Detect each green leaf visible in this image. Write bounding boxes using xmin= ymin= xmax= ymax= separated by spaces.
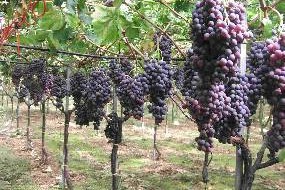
xmin=77 ymin=0 xmax=87 ymax=11
xmin=113 ymin=0 xmax=123 ymax=8
xmin=276 ymin=1 xmax=285 ymax=12
xmin=174 ymin=0 xmax=191 ymax=12
xmin=279 ymin=149 xmax=285 ymax=162
xmin=53 ymin=0 xmax=64 ymax=6
xmin=18 ymin=35 xmax=37 ymax=45
xmin=33 ymin=30 xmax=51 ymax=42
xmin=53 ymin=26 xmax=73 ymax=43
xmin=40 ymin=9 xmax=65 ymax=31
xmin=92 ymin=20 xmax=120 ymax=45
xmin=125 ymin=26 xmax=140 ymax=41
xmin=47 ymin=33 xmax=61 ymax=50
xmin=262 ymin=18 xmax=273 ymax=38
xmin=91 ymin=6 xmax=122 ymax=44
xmin=68 ymin=40 xmax=88 ymax=53
xmin=66 ymin=14 xmax=80 ymax=28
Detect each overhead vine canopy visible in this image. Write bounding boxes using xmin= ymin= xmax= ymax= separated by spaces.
xmin=0 ymin=0 xmax=283 ymax=62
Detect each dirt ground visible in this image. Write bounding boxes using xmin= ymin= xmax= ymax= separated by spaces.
xmin=0 ymin=103 xmax=284 ymax=190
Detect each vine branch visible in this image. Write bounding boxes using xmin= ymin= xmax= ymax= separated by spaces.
xmin=124 ymin=2 xmax=186 ymax=58
xmin=155 ymin=0 xmax=189 ymax=23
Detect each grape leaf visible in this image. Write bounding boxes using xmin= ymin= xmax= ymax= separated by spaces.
xmin=174 ymin=0 xmax=191 ymax=12
xmin=279 ymin=149 xmax=285 ymax=162
xmin=113 ymin=0 xmax=123 ymax=8
xmin=261 ymin=18 xmax=273 ymax=39
xmin=53 ymin=26 xmax=73 ymax=43
xmin=47 ymin=33 xmax=61 ymax=50
xmin=40 ymin=9 xmax=65 ymax=31
xmin=276 ymin=1 xmax=285 ymax=12
xmin=66 ymin=14 xmax=80 ymax=28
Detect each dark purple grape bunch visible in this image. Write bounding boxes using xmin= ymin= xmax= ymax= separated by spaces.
xmin=70 ymin=72 xmax=87 ymax=103
xmin=12 ymin=64 xmax=27 ymax=87
xmin=173 ymin=67 xmax=184 ymax=90
xmin=249 ymin=34 xmax=285 ymax=156
xmin=108 ymin=60 xmax=125 ymax=85
xmin=246 ymin=73 xmax=263 ymax=115
xmin=74 ymin=103 xmax=90 ymax=126
xmin=120 ymin=58 xmax=133 ymax=76
xmin=85 ymin=69 xmax=112 ymax=106
xmin=83 ymin=69 xmax=112 ymax=128
xmin=70 ymin=72 xmax=89 ymax=126
xmin=215 ymin=75 xmax=251 ymax=143
xmin=247 ymin=42 xmax=269 ymax=71
xmin=144 ymin=60 xmax=173 ymax=124
xmin=104 ymin=112 xmax=123 ymax=144
xmin=28 ymin=59 xmax=47 ymax=77
xmin=153 ymin=31 xmax=173 ymax=64
xmin=41 ymin=73 xmax=54 ymax=96
xmin=116 ymin=74 xmax=145 ymax=120
xmin=50 ymin=74 xmax=67 ymax=108
xmin=267 ymin=104 xmax=285 ymax=156
xmin=116 ymin=74 xmax=134 ymax=117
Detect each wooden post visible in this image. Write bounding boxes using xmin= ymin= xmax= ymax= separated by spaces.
xmin=235 ymin=43 xmax=247 ymax=190
xmin=26 ymin=94 xmax=32 ymax=151
xmin=111 ymin=85 xmax=119 ymax=190
xmin=41 ymin=98 xmax=48 ymax=164
xmin=16 ymin=97 xmax=20 ymax=134
xmin=62 ymin=66 xmax=73 ymax=190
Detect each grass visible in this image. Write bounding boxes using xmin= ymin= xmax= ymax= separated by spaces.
xmin=0 ymin=101 xmax=284 ymax=189
xmin=0 ymin=147 xmax=37 ymax=190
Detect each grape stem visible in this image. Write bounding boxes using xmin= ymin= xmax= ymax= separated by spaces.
xmin=155 ymin=0 xmax=189 ymax=23
xmin=153 ymin=124 xmax=161 ymax=160
xmin=202 ymin=152 xmax=212 ymax=184
xmin=258 ymin=0 xmax=268 ymax=18
xmin=249 ymin=0 xmax=281 ymax=26
xmin=169 ymin=95 xmax=194 ymax=122
xmin=121 ymin=30 xmax=145 ymax=68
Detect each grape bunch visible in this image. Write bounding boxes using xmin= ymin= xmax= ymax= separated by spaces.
xmin=22 ymin=76 xmax=44 ymax=105
xmin=12 ymin=64 xmax=27 ymax=87
xmin=83 ymin=69 xmax=112 ymax=128
xmin=18 ymin=85 xmax=29 ymax=102
xmin=70 ymin=72 xmax=89 ymax=126
xmin=116 ymin=74 xmax=146 ymax=120
xmin=144 ymin=60 xmax=172 ymax=124
xmin=50 ymin=74 xmax=67 ymax=108
xmin=71 ymin=72 xmax=87 ymax=103
xmin=173 ymin=67 xmax=184 ymax=90
xmin=28 ymin=59 xmax=47 ymax=77
xmin=104 ymin=112 xmax=123 ymax=144
xmin=214 ymin=75 xmax=251 ymax=143
xmin=108 ymin=60 xmax=125 ymax=85
xmin=41 ymin=73 xmax=54 ymax=95
xmin=182 ymin=0 xmax=254 ymax=152
xmin=191 ymin=0 xmax=252 ymax=78
xmin=120 ymin=58 xmax=133 ymax=76
xmin=153 ymin=31 xmax=173 ymax=64
xmin=260 ymin=34 xmax=285 ymax=155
